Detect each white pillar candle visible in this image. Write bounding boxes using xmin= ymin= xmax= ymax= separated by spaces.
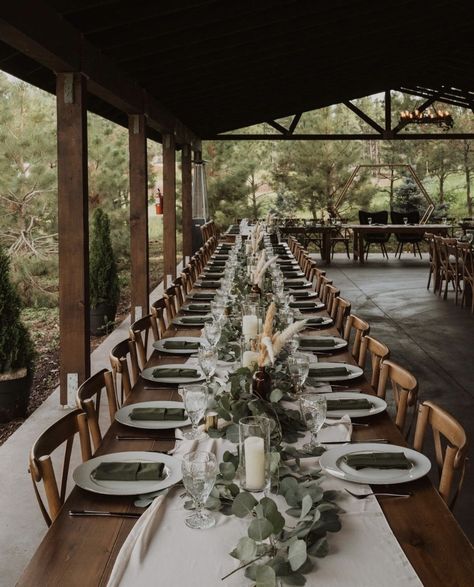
xmin=242 ymin=315 xmax=259 ymax=338
xmin=245 ymin=242 xmax=252 ymax=254
xmin=244 ymin=436 xmax=265 ymax=490
xmin=242 ymin=350 xmax=259 ymax=369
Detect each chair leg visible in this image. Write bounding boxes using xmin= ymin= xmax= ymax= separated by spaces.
xmin=345 ymin=241 xmax=350 ymax=259
xmin=416 ymin=242 xmax=422 ymax=259
xmin=427 ymin=267 xmax=432 ymax=290
xmin=365 ymin=243 xmax=370 ymax=260
xmin=381 ymin=243 xmax=388 ymax=259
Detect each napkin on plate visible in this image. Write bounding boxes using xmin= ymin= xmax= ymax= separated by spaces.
xmin=151 ymin=367 xmax=199 ymax=379
xmin=299 ymin=338 xmax=337 ymax=348
xmin=203 ymin=272 xmax=224 ymax=278
xmin=188 ymin=304 xmax=211 ymax=312
xmin=163 ymin=340 xmax=200 ymax=350
xmin=344 ymin=452 xmax=411 ymax=469
xmin=290 ymin=301 xmax=317 ymax=309
xmin=179 ymin=316 xmax=211 ymax=324
xmin=92 ymin=462 xmax=165 ymax=481
xmin=283 ymin=272 xmax=301 ymax=278
xmin=191 ymin=293 xmax=215 ymax=301
xmin=309 ymin=366 xmax=350 ymax=377
xmin=284 ymin=280 xmax=306 ymax=286
xmin=305 ymin=317 xmax=325 ymax=325
xmin=198 ymin=281 xmax=221 ymax=288
xmin=326 ymin=398 xmax=373 ymax=411
xmin=130 ymin=407 xmax=187 ymax=421
xmin=291 ymin=290 xmax=311 ymax=298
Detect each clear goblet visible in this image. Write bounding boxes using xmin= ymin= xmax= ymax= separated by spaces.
xmin=179 ymin=384 xmax=208 ymax=440
xmin=210 ymin=301 xmax=226 ymax=323
xmin=198 ymin=345 xmax=218 ymax=385
xmin=204 ymin=320 xmax=222 ymax=346
xmin=182 ymin=451 xmax=217 ymax=529
xmin=288 ymin=352 xmax=310 ymax=394
xmin=299 ymin=394 xmax=327 ymax=449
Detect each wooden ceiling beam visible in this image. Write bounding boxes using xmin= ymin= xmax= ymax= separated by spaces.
xmin=343 ymin=100 xmax=385 ymax=134
xmin=204 ymin=132 xmax=474 ymax=141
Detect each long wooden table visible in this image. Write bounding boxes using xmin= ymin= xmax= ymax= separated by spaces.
xmin=18 ymin=266 xmax=473 ymax=586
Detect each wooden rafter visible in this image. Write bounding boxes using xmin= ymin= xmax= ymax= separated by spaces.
xmin=343 ymin=100 xmax=385 ymax=134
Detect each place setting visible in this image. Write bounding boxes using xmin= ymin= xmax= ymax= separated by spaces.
xmin=153 ymin=336 xmax=204 ymax=355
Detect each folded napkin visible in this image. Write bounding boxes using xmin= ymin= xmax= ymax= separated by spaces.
xmin=299 ymin=338 xmax=337 ymax=348
xmin=213 ymin=255 xmax=229 ymax=260
xmin=291 ymin=290 xmax=311 ymax=298
xmin=344 ymin=451 xmax=412 ymax=470
xmin=198 ymin=281 xmax=221 ymax=288
xmin=207 ymin=261 xmax=226 ymax=267
xmin=92 ymin=462 xmax=165 ymax=481
xmin=309 ymin=366 xmax=350 ymax=377
xmin=151 ymin=367 xmax=199 ymax=378
xmin=290 ymin=301 xmax=317 ymax=309
xmin=203 ymin=272 xmax=224 ymax=278
xmin=326 ymin=398 xmax=373 ymax=410
xmin=280 ymin=264 xmax=298 ymax=270
xmin=191 ymin=293 xmax=215 ymax=301
xmin=165 ymin=339 xmax=201 ymax=351
xmin=278 ymin=255 xmax=292 ymax=260
xmin=284 ymin=280 xmax=306 ymax=286
xmin=179 ymin=316 xmax=211 ymax=324
xmin=306 ymin=317 xmax=325 ymax=324
xmin=130 ymin=407 xmax=187 ymax=421
xmin=188 ymin=304 xmax=210 ymax=312
xmin=283 ymin=272 xmax=302 ymax=278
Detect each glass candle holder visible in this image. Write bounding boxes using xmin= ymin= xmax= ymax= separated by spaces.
xmin=240 ymin=335 xmax=260 ymax=370
xmin=241 ymin=302 xmax=262 ymax=340
xmin=239 ymin=416 xmax=271 ymax=492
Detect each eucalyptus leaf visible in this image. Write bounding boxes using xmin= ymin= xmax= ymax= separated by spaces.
xmin=269 ymin=388 xmax=284 ymax=403
xmin=288 ymin=540 xmax=307 ymax=571
xmin=230 ymin=536 xmax=257 ymax=562
xmin=255 ymin=565 xmax=277 ymax=587
xmin=231 ymin=492 xmax=258 ymax=518
xmin=282 ymin=572 xmax=307 ymax=585
xmin=225 ymin=423 xmax=240 ymax=443
xmin=307 ymin=537 xmax=328 ymax=558
xmin=299 ymin=494 xmax=313 ymax=522
xmin=219 ymin=461 xmax=236 ymax=481
xmin=248 ymin=518 xmax=274 ymax=541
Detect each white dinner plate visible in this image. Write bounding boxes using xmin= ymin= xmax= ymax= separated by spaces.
xmin=115 ymin=400 xmax=191 ymax=430
xmin=153 ymin=336 xmax=204 ymax=355
xmin=141 ymin=364 xmax=204 ymax=384
xmin=298 ymin=336 xmax=348 ymax=351
xmin=322 ymin=391 xmax=386 ymax=418
xmin=290 ymin=301 xmax=325 ymax=312
xmin=73 ymin=451 xmax=182 ymax=496
xmin=181 ymin=303 xmax=211 ymax=314
xmin=320 ymin=443 xmax=431 ymax=485
xmin=308 ymin=362 xmax=363 ymax=382
xmin=173 ymin=315 xmax=212 ymax=327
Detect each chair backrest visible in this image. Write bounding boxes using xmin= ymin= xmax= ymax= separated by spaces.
xmin=458 ymin=242 xmax=473 ymax=285
xmin=319 ymin=276 xmax=333 ymax=305
xmin=391 ymin=209 xmax=420 ymax=224
xmin=377 ymin=360 xmax=418 ymax=437
xmin=173 ymin=276 xmax=186 ymax=307
xmin=358 ymin=335 xmax=390 ymax=389
xmin=181 ymin=267 xmax=194 ymax=294
xmin=30 ymin=409 xmax=91 ymax=526
xmin=343 ymin=314 xmax=370 ymax=359
xmin=129 ymin=313 xmax=160 ymax=369
xmin=151 ymin=297 xmax=169 ymax=337
xmin=333 ymin=296 xmax=351 ymax=335
xmin=413 ymin=401 xmax=467 ymax=509
xmin=325 ymin=284 xmax=341 ymax=316
xmin=313 ymin=268 xmax=326 ymax=295
xmin=109 ymin=338 xmax=139 ymax=404
xmin=359 ymin=210 xmax=388 ymax=224
xmin=76 ymin=369 xmax=117 ymax=452
xmin=164 ymin=286 xmax=178 ymax=318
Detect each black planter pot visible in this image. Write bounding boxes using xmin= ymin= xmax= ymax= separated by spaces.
xmin=0 ymin=368 xmax=32 ymax=423
xmin=90 ymin=303 xmax=117 ymax=336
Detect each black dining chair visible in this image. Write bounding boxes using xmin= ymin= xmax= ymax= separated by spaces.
xmin=358 ymin=210 xmax=390 ymax=259
xmin=390 ymin=210 xmax=422 ymax=259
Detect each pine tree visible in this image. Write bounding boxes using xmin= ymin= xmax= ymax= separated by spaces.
xmin=89 ymin=208 xmax=119 ymax=308
xmin=0 ymin=247 xmax=34 ymax=372
xmin=392 ymin=174 xmax=426 ymax=212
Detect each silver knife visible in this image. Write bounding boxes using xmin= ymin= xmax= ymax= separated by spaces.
xmin=323 ymin=439 xmax=389 ymax=444
xmin=69 ymin=510 xmax=141 ymax=519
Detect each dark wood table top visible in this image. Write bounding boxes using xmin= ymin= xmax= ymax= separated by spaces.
xmin=17 ymin=285 xmax=474 ymax=586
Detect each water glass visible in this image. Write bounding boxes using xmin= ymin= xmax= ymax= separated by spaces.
xmin=179 ymin=384 xmax=208 ymax=440
xmin=288 ymin=352 xmax=310 ymax=394
xmin=299 ymin=394 xmax=327 ymax=449
xmin=182 ymin=451 xmax=217 ymax=529
xmin=198 ymin=345 xmax=218 ymax=384
xmin=204 ymin=320 xmax=222 ymax=346
xmin=368 ymin=217 xmax=372 ymax=225
xmin=210 ymin=301 xmax=226 ymax=323
xmin=403 ymin=216 xmax=408 ymax=225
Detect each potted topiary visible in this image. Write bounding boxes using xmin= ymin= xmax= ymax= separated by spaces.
xmin=89 ymin=208 xmax=120 ymax=336
xmin=0 ymin=247 xmax=34 ymax=422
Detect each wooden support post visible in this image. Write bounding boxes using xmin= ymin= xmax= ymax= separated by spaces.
xmin=385 ymin=90 xmax=392 ymax=133
xmin=129 ymin=114 xmax=149 ymax=323
xmin=163 ymin=133 xmax=176 ymax=284
xmin=56 ymin=72 xmax=89 ymax=406
xmin=181 ymin=144 xmax=193 ymax=263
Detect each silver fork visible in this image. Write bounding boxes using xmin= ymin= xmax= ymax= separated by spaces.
xmin=344 ymin=488 xmax=412 ymax=499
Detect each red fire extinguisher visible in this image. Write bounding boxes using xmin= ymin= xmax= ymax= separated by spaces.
xmin=155 ymin=187 xmax=163 ymax=215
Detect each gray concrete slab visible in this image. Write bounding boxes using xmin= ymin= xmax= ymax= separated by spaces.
xmin=326 ymin=254 xmax=474 ymax=541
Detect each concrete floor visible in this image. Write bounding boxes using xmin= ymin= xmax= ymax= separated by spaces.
xmin=324 ymin=253 xmax=474 ymax=541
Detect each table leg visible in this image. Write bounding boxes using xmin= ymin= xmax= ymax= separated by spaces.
xmin=358 ymin=231 xmax=365 ymax=264
xmin=322 ymin=231 xmax=331 ymax=265
xmin=353 ymin=230 xmax=358 ymax=261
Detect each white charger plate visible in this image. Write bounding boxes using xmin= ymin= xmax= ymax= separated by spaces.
xmin=323 ymin=391 xmax=386 ymax=418
xmin=308 ymin=362 xmax=363 ymax=382
xmin=181 ymin=303 xmax=211 ymax=314
xmin=115 ymin=400 xmax=191 ymax=430
xmin=153 ymin=336 xmax=204 ymax=355
xmin=73 ymin=451 xmax=183 ymax=496
xmin=141 ymin=364 xmax=204 ymax=384
xmin=320 ymin=443 xmax=431 ymax=485
xmin=173 ymin=315 xmax=212 ymax=327
xmin=298 ymin=336 xmax=348 ymax=351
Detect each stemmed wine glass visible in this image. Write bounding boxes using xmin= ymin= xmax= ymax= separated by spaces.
xmin=178 ymin=384 xmax=208 ymax=440
xmin=182 ymin=451 xmax=217 ymax=529
xmin=210 ymin=301 xmax=226 ymax=324
xmin=204 ymin=320 xmax=222 ymax=346
xmin=299 ymin=394 xmax=327 ymax=449
xmin=287 ymin=352 xmax=310 ymax=394
xmin=197 ymin=345 xmax=218 ymax=385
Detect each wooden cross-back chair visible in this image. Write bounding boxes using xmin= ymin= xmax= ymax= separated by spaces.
xmin=129 ymin=314 xmax=159 ymax=370
xmin=172 ymin=276 xmax=186 ymax=307
xmin=76 ymin=369 xmax=117 ymax=452
xmin=164 ymin=286 xmax=179 ymax=318
xmin=313 ymin=268 xmax=327 ymax=297
xmin=343 ymin=314 xmax=370 ymax=360
xmin=29 ymin=409 xmax=91 ymax=527
xmin=413 ymin=401 xmax=468 ymax=510
xmin=324 ymin=284 xmax=341 ymax=316
xmin=306 ymin=261 xmax=319 ymax=283
xmin=459 ymin=242 xmax=474 ymax=313
xmin=109 ymin=338 xmax=139 ymax=405
xmin=377 ymin=360 xmax=418 ymax=438
xmin=333 ymin=296 xmax=351 ymax=335
xmin=151 ymin=297 xmax=169 ymax=338
xmin=319 ymin=276 xmax=333 ymax=306
xmin=358 ymin=335 xmax=390 ymax=390
xmin=180 ymin=268 xmax=194 ymax=296
xmin=424 ymin=233 xmax=439 ymax=292
xmin=434 ymin=237 xmax=461 ymax=301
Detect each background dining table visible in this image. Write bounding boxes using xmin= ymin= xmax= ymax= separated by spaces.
xmin=17 ymin=279 xmax=474 ymax=586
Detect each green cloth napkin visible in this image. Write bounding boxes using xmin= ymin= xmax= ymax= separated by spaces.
xmin=199 ymin=281 xmax=221 ymax=288
xmin=163 ymin=340 xmax=200 ymax=350
xmin=299 ymin=338 xmax=337 ymax=348
xmin=204 ymin=272 xmax=224 ymax=278
xmin=278 ymin=255 xmax=292 ymax=260
xmin=192 ymin=293 xmax=215 ymax=300
xmin=291 ymin=290 xmax=310 ymax=298
xmin=306 ymin=317 xmax=325 ymax=324
xmin=151 ymin=367 xmax=199 ymax=378
xmin=326 ymin=398 xmax=372 ymax=410
xmin=214 ymin=255 xmax=229 ymax=260
xmin=130 ymin=407 xmax=186 ymax=421
xmin=309 ymin=366 xmax=350 ymax=377
xmin=208 ymin=261 xmax=226 ymax=267
xmin=290 ymin=301 xmax=317 ymax=309
xmin=284 ymin=272 xmax=301 ymax=278
xmin=92 ymin=462 xmax=165 ymax=481
xmin=188 ymin=304 xmax=211 ymax=312
xmin=284 ymin=280 xmax=306 ymax=286
xmin=179 ymin=316 xmax=211 ymax=324
xmin=344 ymin=452 xmax=412 ymax=470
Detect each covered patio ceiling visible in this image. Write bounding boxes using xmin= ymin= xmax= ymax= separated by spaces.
xmin=1 ymin=0 xmax=473 ymax=140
